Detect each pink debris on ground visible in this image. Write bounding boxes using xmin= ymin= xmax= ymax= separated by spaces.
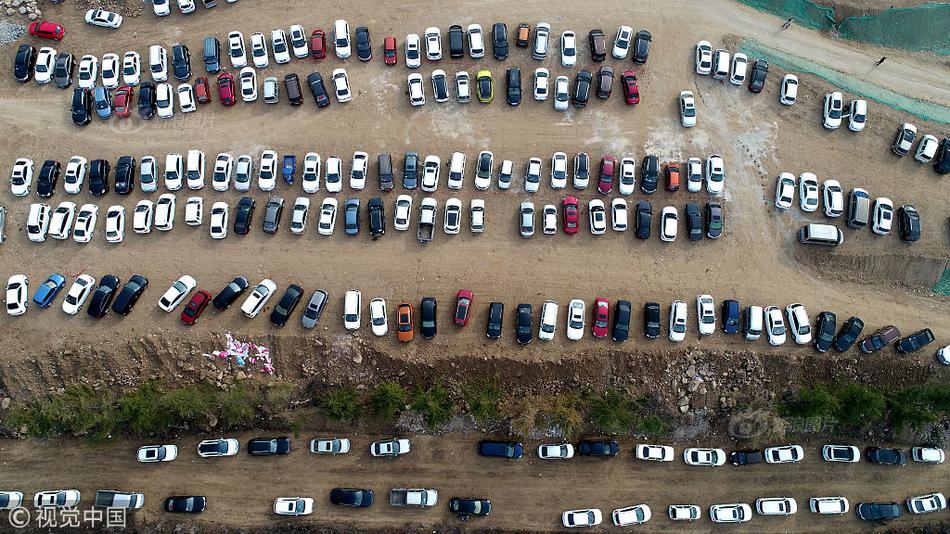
xmin=209 ymin=333 xmax=275 ymax=375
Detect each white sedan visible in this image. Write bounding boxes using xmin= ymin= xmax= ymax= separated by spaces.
xmin=408 ymin=73 xmax=426 ymax=106
xmin=660 ymin=206 xmax=678 ymax=242
xmin=823 ymin=91 xmax=843 ymax=129
xmin=153 ymin=0 xmax=171 ymax=16
xmin=10 ymin=157 xmax=33 ymax=197
xmin=393 ymin=195 xmax=412 ymax=231
xmin=906 ymin=493 xmax=947 ymax=514
xmin=538 ymin=443 xmax=574 ymax=460
xmin=669 ymin=300 xmax=687 ymax=342
xmin=764 ymin=444 xmax=804 ymax=464
xmin=705 ymin=154 xmax=725 ymax=195
xmin=554 ymin=75 xmax=570 ymax=111
xmin=370 ymin=438 xmax=410 ymax=457
xmin=197 ymin=438 xmax=240 ymax=457
xmin=34 ymin=490 xmax=81 ymax=508
xmin=137 ymin=444 xmax=178 ymax=463
xmin=274 ymin=497 xmax=314 ymax=516
xmin=331 ymin=68 xmax=351 ymax=103
xmin=105 ymin=205 xmax=125 ymax=243
xmin=669 ymin=504 xmax=701 ymax=521
xmin=158 ymin=275 xmax=196 ymax=312
xmin=72 ymin=203 xmax=98 ymax=243
xmin=310 ymin=438 xmax=351 ymax=455
xmin=184 ymin=195 xmax=203 ymax=226
xmin=209 ymin=201 xmax=229 ymax=240
xmin=551 ymin=151 xmax=568 ymax=189
xmin=566 ymin=299 xmax=585 ymax=341
xmin=683 ymin=447 xmax=726 ymax=466
xmin=369 ymin=297 xmax=388 ymax=336
xmin=617 ymin=157 xmax=636 ymax=195
xmin=764 ymin=306 xmax=786 ymax=346
xmin=809 ymin=496 xmax=849 ymax=515
xmin=241 ymin=279 xmax=277 ymax=318
xmin=259 ymin=150 xmax=278 ymax=191
xmin=424 ymin=27 xmax=442 ymax=60
xmin=77 ymin=55 xmax=99 ymax=90
xmin=5 ymin=275 xmax=28 ymax=316
xmin=785 ymin=303 xmax=812 ymax=345
xmin=62 ymin=274 xmax=96 ymax=315
xmin=317 ymin=198 xmax=338 ymax=236
xmin=154 ymin=193 xmax=176 ymax=231
xmin=34 ymin=47 xmax=56 ymax=84
xmin=774 ymin=172 xmax=795 ymax=209
xmin=695 ymin=40 xmax=712 ymax=74
xmin=588 ymin=199 xmax=606 ymax=235
xmin=636 ymin=444 xmax=673 ymax=462
xmin=612 ymin=504 xmax=651 ymax=526
xmin=85 ymin=9 xmax=123 ymax=28
xmin=679 ymin=91 xmax=697 ymax=127
xmin=695 ymin=294 xmax=716 ymax=335
xmin=710 ymin=503 xmax=752 ymax=523
xmin=798 ymin=172 xmax=819 ymax=212
xmin=756 ymin=497 xmax=798 ymax=516
xmin=562 ymin=508 xmax=602 ymax=528
xmin=822 ymin=179 xmax=844 ymax=217
xmin=405 ymin=33 xmax=421 ymax=68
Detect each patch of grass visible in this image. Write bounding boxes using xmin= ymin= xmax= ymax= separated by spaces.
xmin=461 ymin=378 xmax=502 ymax=423
xmin=367 ymin=381 xmax=408 ymax=421
xmin=321 ymin=386 xmax=362 ymax=423
xmin=587 ymin=389 xmax=635 ymax=434
xmin=411 ymin=384 xmax=455 ymax=428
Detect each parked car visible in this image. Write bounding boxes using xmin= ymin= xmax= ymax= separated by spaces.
xmin=897 ymin=328 xmax=935 ymax=353
xmin=860 ymin=325 xmax=901 ymax=354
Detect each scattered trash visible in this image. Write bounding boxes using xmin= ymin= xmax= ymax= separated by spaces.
xmin=207 ymin=333 xmax=274 ymax=375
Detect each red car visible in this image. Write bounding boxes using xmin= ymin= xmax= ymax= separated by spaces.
xmin=311 ymin=29 xmax=326 ymax=60
xmin=591 ymin=298 xmax=610 ymax=338
xmin=563 ymin=196 xmax=579 ymax=234
xmin=597 ymin=155 xmax=616 ymax=195
xmin=454 ymin=289 xmax=474 ymax=327
xmin=113 ymin=85 xmax=134 ymax=118
xmin=621 ymin=71 xmax=640 ymax=105
xmin=181 ymin=290 xmax=212 ymax=325
xmin=28 ymin=21 xmax=66 ymax=40
xmin=383 ymin=36 xmax=397 ymax=65
xmin=217 ymin=72 xmax=236 ymax=106
xmin=194 ymin=76 xmax=211 ymax=104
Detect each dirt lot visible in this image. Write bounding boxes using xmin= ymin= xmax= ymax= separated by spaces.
xmin=0 ymin=0 xmax=948 ymax=530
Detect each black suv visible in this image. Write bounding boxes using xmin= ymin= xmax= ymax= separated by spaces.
xmin=685 ymin=203 xmax=703 ymax=241
xmin=36 ymin=160 xmax=61 ymax=198
xmin=262 ymin=197 xmax=284 ymax=234
xmin=138 ymin=81 xmax=156 ymax=119
xmin=865 ymin=446 xmax=907 ymax=465
xmin=478 ymin=440 xmax=523 ymax=458
xmin=234 ymin=197 xmax=256 ymax=235
xmin=492 ymin=23 xmax=508 ymax=60
xmin=644 ymin=302 xmax=661 ymax=339
xmin=88 ymin=159 xmax=110 ymax=196
xmin=578 ymin=439 xmax=619 ymax=457
xmin=355 ymin=26 xmax=371 ymax=61
xmin=420 ymin=297 xmax=437 ymax=339
xmin=213 ymin=276 xmax=249 ymax=310
xmin=87 ymin=275 xmax=119 ymax=319
xmin=896 ymin=328 xmax=935 ymax=353
xmin=307 ymin=72 xmax=330 ymax=107
xmin=448 ymin=25 xmax=465 ymax=58
xmin=14 ymin=44 xmax=35 ymax=83
xmin=114 ymin=156 xmax=137 ymax=194
xmin=612 ymin=300 xmax=631 ymax=342
xmin=486 ymin=302 xmax=504 ymax=340
xmin=71 ymin=88 xmax=92 ymax=126
xmin=368 ymin=197 xmax=385 ymax=239
xmin=814 ymin=311 xmax=836 ymax=353
xmin=172 ymin=44 xmax=192 ymax=80
xmin=516 ymin=303 xmax=532 ymax=345
xmin=730 ymin=449 xmax=764 ymax=465
xmin=833 ymin=316 xmax=864 ymax=352
xmin=269 ymin=285 xmax=303 ymax=327
xmin=112 ymin=275 xmax=148 ymax=316
xmin=635 ymin=200 xmax=652 ymax=239
xmin=506 ymin=67 xmax=521 ymax=106
xmin=632 ymin=30 xmax=651 ymax=63
xmin=640 ymin=155 xmax=659 ymax=194
xmin=247 ymin=437 xmax=291 ymax=456
xmin=748 ymin=59 xmax=768 ymax=93
xmin=572 ymin=70 xmax=592 ymax=108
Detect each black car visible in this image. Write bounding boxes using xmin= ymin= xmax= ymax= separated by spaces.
xmin=896 ymin=328 xmax=934 ymax=353
xmin=114 ymin=156 xmax=136 ymax=194
xmin=492 ymin=22 xmax=508 ymax=60
xmin=814 ymin=311 xmax=836 ymax=353
xmin=721 ymin=299 xmax=740 ymax=334
xmin=71 ymin=88 xmax=92 ymax=126
xmin=87 ymin=275 xmax=120 ymax=319
xmin=343 ymin=198 xmax=360 ymax=236
xmin=330 ymin=488 xmax=374 ymax=508
xmin=730 ymin=449 xmax=764 ymax=465
xmin=203 ymin=36 xmax=221 ymax=73
xmin=505 ymin=67 xmax=521 ymax=106
xmin=640 ymin=155 xmax=659 ymax=194
xmin=644 ymin=302 xmax=661 ymax=339
xmin=164 ymin=495 xmax=206 ymax=514
xmin=515 ymin=303 xmax=532 ymax=345
xmin=355 ymin=26 xmax=371 ymax=61
xmin=234 ymin=197 xmax=255 ymax=235
xmin=706 ymin=202 xmax=723 ymax=239
xmin=270 ymin=285 xmax=303 ymax=327
xmin=748 ymin=59 xmax=768 ymax=93
xmin=36 ymin=160 xmax=61 ymax=198
xmin=14 ymin=44 xmax=35 ymax=83
xmin=596 ymin=66 xmax=613 ymax=99
xmin=478 ymin=440 xmax=523 ymax=458
xmin=213 ymin=276 xmax=249 ymax=310
xmin=897 ymin=204 xmax=920 ymax=242
xmin=865 ymin=446 xmax=907 ymax=465
xmin=486 ymin=301 xmax=503 ymax=340
xmin=420 ymin=297 xmax=437 ymax=339
xmin=248 ymin=437 xmax=292 ymax=456
xmin=432 ymin=71 xmax=449 ymax=102
xmin=171 ymin=44 xmax=192 ymax=80
xmin=833 ymin=316 xmax=864 ymax=352
xmin=307 ymin=72 xmax=330 ymax=108
xmin=632 ymin=30 xmax=651 ymax=63
xmin=301 ymin=289 xmax=328 ymax=328
xmin=634 ymin=200 xmax=652 ymax=239
xmin=377 ymin=154 xmax=393 ymax=190
xmin=285 ymin=73 xmax=303 ymax=105
xmin=112 ymin=274 xmax=148 ymax=316
xmin=448 ymin=24 xmax=465 ymax=58
xmin=685 ymin=203 xmax=703 ymax=241
xmin=403 ymin=152 xmax=418 ymax=189
xmin=572 ymin=69 xmax=592 ymax=108
xmin=449 ymin=497 xmax=491 ymax=517
xmin=138 ymin=81 xmax=156 ymax=119
xmin=262 ymin=196 xmax=284 ymax=234
xmin=368 ymin=197 xmax=385 ymax=239
xmin=935 ymin=138 xmax=950 ymax=175
xmin=578 ymin=439 xmax=619 ymax=457
xmin=53 ymin=53 xmax=74 ymax=88
xmin=88 ymin=159 xmax=110 ymax=196
xmin=612 ymin=300 xmax=631 ymax=342
xmin=857 ymin=502 xmax=902 ymax=522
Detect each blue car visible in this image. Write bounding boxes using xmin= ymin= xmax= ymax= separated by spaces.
xmin=721 ymin=299 xmax=740 ymax=335
xmin=93 ymin=86 xmax=112 ymax=119
xmin=32 ymin=273 xmax=66 ymax=308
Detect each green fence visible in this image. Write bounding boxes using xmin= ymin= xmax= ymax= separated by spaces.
xmin=738 ymin=0 xmax=836 ymax=30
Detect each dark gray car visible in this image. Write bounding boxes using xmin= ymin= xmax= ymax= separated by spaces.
xmin=301 ymin=289 xmax=328 ymax=329
xmin=262 ymin=196 xmax=284 ymax=234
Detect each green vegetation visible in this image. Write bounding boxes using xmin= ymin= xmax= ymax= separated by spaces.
xmin=411 ymin=384 xmax=455 ymax=428
xmin=321 ymin=385 xmax=362 ymax=422
xmin=587 ymin=390 xmax=636 ymax=434
xmin=367 ymin=381 xmax=408 ymax=421
xmin=461 ymin=378 xmax=502 ymax=422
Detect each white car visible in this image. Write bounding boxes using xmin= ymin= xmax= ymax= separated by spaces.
xmin=370 ymin=438 xmax=410 ymax=457
xmin=241 ymin=279 xmax=277 ymax=318
xmin=705 ymin=154 xmax=725 ymax=195
xmin=679 ymin=91 xmax=697 ymax=128
xmin=588 ymin=199 xmax=607 ymax=235
xmin=85 ymin=9 xmax=123 ymax=28
xmin=333 ymin=19 xmax=351 ymax=59
xmin=271 ymin=29 xmax=291 ymax=64
xmin=153 ymin=0 xmax=171 ymax=16
xmin=211 ymin=153 xmax=233 ymax=192
xmin=798 ymin=172 xmax=819 ymax=212
xmin=764 ymin=306 xmax=786 ymax=346
xmin=498 ymin=159 xmax=514 ymax=189
xmin=669 ymin=300 xmax=687 ymax=342
xmin=408 ymin=73 xmax=426 ymax=106
xmin=259 ymin=150 xmax=278 ymax=191
xmin=683 ymin=448 xmax=726 ymax=466
xmin=158 ymin=275 xmax=196 ymax=312
xmin=780 ymin=74 xmax=798 ymax=105
xmin=239 ymin=67 xmax=257 ymax=102
xmin=729 ymin=53 xmax=748 ymax=85
xmin=209 ymin=202 xmax=229 ymax=239
xmin=155 ymin=82 xmax=175 ymax=118
xmin=915 ymin=134 xmax=939 ymax=163
xmin=5 ymin=275 xmax=28 ymax=316
xmin=618 ymin=157 xmax=636 ymax=195
xmin=695 ymin=40 xmax=712 ymax=74
xmin=565 ymin=299 xmax=585 ymax=341
xmin=77 ymin=55 xmax=99 ymax=89
xmin=72 ymin=204 xmax=98 ymax=243
xmin=660 ymin=206 xmax=678 ymax=242
xmin=636 ymin=444 xmax=674 ymax=462
xmin=310 ymin=438 xmax=351 ymax=455
xmin=289 ymin=25 xmax=310 ymax=59
xmin=302 ymin=152 xmax=321 ymax=193
xmin=846 ymin=99 xmax=867 ymax=132
xmin=250 ymin=32 xmax=269 ymax=68
xmin=785 ymin=303 xmax=812 ymax=344
xmin=822 ymin=179 xmax=844 ymax=217
xmin=821 ymin=444 xmax=860 ymax=463
xmin=48 ymin=201 xmax=76 ymax=240
xmin=774 ymin=172 xmax=795 ymax=209
xmin=421 ymin=155 xmax=441 ymax=192
xmin=612 ymin=505 xmax=651 ymax=526
xmin=470 ymin=199 xmax=485 ymax=233
xmin=34 ymin=47 xmax=56 ymax=84
xmin=324 ymin=155 xmax=343 ymax=193
xmin=369 ymin=298 xmax=388 ymax=336
xmin=757 ymin=497 xmax=797 ymax=516
xmin=823 ymin=91 xmax=843 ymax=129
xmin=468 ymin=24 xmax=485 ymax=58
xmin=350 ymin=151 xmax=368 ymax=190
xmin=710 ymin=503 xmax=752 ymax=523
xmin=456 ymin=71 xmax=471 ymax=103
xmin=317 ymin=198 xmax=338 ymax=236
xmin=551 ymin=151 xmax=568 ymax=189
xmin=27 ymin=203 xmax=51 ymax=243
xmin=764 ymin=444 xmax=804 ymax=464
xmin=562 ymin=509 xmax=602 ymax=528
xmin=538 ymin=300 xmax=558 ymax=341
xmin=444 ymin=198 xmax=462 ymax=234
xmin=892 ymin=122 xmax=917 ymax=156
xmin=695 ymin=295 xmax=716 ymax=335
xmin=101 ymin=53 xmax=120 ymax=88
xmin=554 ymin=75 xmax=570 ymax=111
xmin=136 ymin=444 xmax=178 ymax=463
xmin=424 ymin=27 xmax=442 ymax=60
xmin=183 ymin=196 xmax=203 ymax=224
xmin=809 ymin=497 xmax=849 ymax=515
xmin=331 ymin=68 xmax=351 ymax=102
xmin=560 ymin=31 xmax=577 ymax=67
xmin=872 ymin=197 xmax=894 ymax=235
xmin=105 ymin=205 xmax=125 ymax=243
xmin=405 ymin=33 xmax=421 ymax=68
xmin=233 ymin=154 xmax=252 ymax=192
xmin=197 ymin=438 xmax=240 ymax=457
xmin=165 ymin=153 xmax=184 ymax=190
xmin=186 ymin=150 xmax=205 ymax=190
xmin=524 ymin=157 xmax=542 ymax=193
xmin=538 ymin=443 xmax=574 ymax=460
xmin=474 ymin=150 xmax=493 ymax=190
xmin=686 ymin=157 xmax=703 ymax=193
xmin=612 ymin=25 xmax=633 ymax=59
xmin=912 ymin=447 xmax=945 ymax=464
xmin=177 ymin=83 xmax=196 ymax=113
xmin=34 ymin=489 xmax=81 ymax=508
xmin=274 ymin=497 xmax=314 ymax=516
xmin=149 ymin=45 xmax=168 ymax=82
xmin=906 ymin=493 xmax=947 ymax=514
xmin=447 ymin=152 xmax=466 ymax=190
xmin=290 ymin=197 xmax=309 ymax=235
xmin=669 ymin=504 xmax=701 ymax=521
xmin=140 ymin=156 xmax=157 ymax=192
xmin=611 ymin=198 xmax=628 ymax=231
xmin=393 ymin=195 xmax=413 ymax=231
xmin=10 ymin=158 xmax=33 ymax=197
xmin=62 ymin=275 xmax=95 ymax=315
xmin=343 ymin=289 xmax=362 ymax=330
xmin=534 ymin=68 xmax=549 ymax=100
xmin=177 ymin=0 xmax=196 ymax=14
xmin=228 ymin=31 xmax=248 ymax=68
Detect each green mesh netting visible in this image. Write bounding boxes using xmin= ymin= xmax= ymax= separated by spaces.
xmin=737 ymin=0 xmax=837 ymax=30
xmin=934 ymin=269 xmax=950 ymax=296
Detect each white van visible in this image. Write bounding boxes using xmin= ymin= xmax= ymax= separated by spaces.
xmin=186 ymin=149 xmax=205 ymax=190
xmin=712 ymin=49 xmax=730 ymax=80
xmin=334 ymin=19 xmax=351 ymax=59
xmin=343 ymin=289 xmax=361 ymax=330
xmin=799 ymin=223 xmax=844 ymax=246
xmin=27 ymin=203 xmax=51 ymax=243
xmin=744 ymin=305 xmax=763 ymax=341
xmin=538 ymin=300 xmax=559 ymax=341
xmin=447 ymin=152 xmax=466 ymax=190
xmin=149 ymin=45 xmax=168 ymax=82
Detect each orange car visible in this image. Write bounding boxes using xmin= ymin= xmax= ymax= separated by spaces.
xmin=666 ymin=163 xmax=681 ymax=192
xmin=397 ymin=302 xmax=414 ymax=342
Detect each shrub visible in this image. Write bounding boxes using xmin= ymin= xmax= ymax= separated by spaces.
xmin=321 ymin=386 xmax=362 ymax=422
xmin=367 ymin=382 xmax=407 ymax=421
xmin=587 ymin=389 xmax=634 ymax=434
xmin=461 ymin=379 xmax=502 ymax=422
xmin=412 ymin=384 xmax=455 ymax=428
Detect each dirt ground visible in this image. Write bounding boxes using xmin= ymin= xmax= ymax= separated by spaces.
xmin=0 ymin=0 xmax=948 ymax=530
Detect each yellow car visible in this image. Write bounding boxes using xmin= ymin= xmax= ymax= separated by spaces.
xmin=476 ymin=69 xmax=493 ymax=103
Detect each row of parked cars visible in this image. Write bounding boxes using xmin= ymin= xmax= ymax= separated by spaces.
xmin=891 ymin=123 xmax=950 ymax=173
xmin=9 ymin=152 xmax=726 ymax=197
xmin=694 ymin=41 xmax=769 ymax=93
